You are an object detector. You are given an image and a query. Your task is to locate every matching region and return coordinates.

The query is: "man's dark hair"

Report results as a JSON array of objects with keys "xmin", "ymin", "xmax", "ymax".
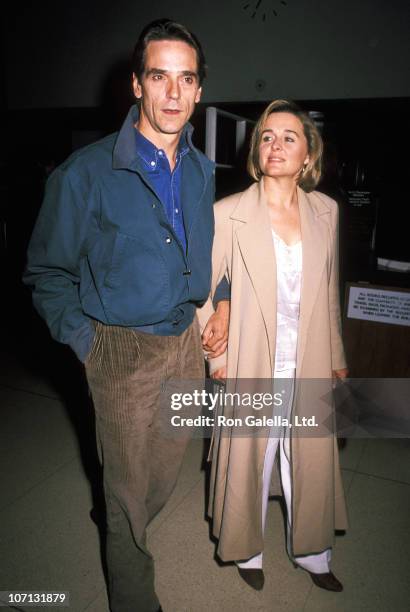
[{"xmin": 132, "ymin": 18, "xmax": 207, "ymax": 85}]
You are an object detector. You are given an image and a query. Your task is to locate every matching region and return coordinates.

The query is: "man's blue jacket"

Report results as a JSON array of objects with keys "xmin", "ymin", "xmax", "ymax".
[{"xmin": 24, "ymin": 106, "xmax": 216, "ymax": 362}]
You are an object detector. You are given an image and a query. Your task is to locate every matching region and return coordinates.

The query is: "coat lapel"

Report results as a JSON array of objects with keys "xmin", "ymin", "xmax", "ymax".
[
  {"xmin": 231, "ymin": 184, "xmax": 331, "ymax": 375},
  {"xmin": 296, "ymin": 188, "xmax": 330, "ymax": 373},
  {"xmin": 231, "ymin": 182, "xmax": 277, "ymax": 370}
]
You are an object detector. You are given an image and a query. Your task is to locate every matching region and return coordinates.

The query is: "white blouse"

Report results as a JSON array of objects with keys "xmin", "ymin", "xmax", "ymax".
[{"xmin": 272, "ymin": 229, "xmax": 302, "ymax": 372}]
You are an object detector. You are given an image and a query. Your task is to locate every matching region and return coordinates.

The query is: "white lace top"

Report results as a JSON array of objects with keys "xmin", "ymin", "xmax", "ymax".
[{"xmin": 272, "ymin": 229, "xmax": 302, "ymax": 371}]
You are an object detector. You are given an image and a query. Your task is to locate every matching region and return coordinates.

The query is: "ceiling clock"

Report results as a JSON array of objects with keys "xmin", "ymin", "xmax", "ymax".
[{"xmin": 242, "ymin": 0, "xmax": 288, "ymax": 21}]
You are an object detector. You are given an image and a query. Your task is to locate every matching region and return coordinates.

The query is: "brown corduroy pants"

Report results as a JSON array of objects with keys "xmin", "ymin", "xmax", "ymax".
[{"xmin": 85, "ymin": 318, "xmax": 204, "ymax": 612}]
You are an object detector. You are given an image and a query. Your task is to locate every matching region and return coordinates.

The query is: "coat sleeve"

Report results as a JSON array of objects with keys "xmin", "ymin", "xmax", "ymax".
[
  {"xmin": 328, "ymin": 201, "xmax": 347, "ymax": 370},
  {"xmin": 23, "ymin": 167, "xmax": 95, "ymax": 362},
  {"xmin": 197, "ymin": 201, "xmax": 230, "ymax": 374}
]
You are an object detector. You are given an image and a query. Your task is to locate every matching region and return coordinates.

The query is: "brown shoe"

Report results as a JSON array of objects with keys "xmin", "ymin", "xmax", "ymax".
[
  {"xmin": 237, "ymin": 568, "xmax": 265, "ymax": 590},
  {"xmin": 307, "ymin": 571, "xmax": 343, "ymax": 592}
]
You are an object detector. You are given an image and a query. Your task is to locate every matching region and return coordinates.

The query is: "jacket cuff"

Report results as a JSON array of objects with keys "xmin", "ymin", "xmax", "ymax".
[{"xmin": 213, "ymin": 276, "xmax": 230, "ymax": 305}]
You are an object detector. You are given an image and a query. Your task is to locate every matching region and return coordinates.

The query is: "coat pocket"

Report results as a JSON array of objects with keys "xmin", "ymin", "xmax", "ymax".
[{"xmin": 101, "ymin": 231, "xmax": 170, "ymax": 325}]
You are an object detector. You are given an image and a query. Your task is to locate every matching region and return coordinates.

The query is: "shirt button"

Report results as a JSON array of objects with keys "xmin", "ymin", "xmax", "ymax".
[
  {"xmin": 152, "ymin": 203, "xmax": 156, "ymax": 208},
  {"xmin": 150, "ymin": 161, "xmax": 155, "ymax": 167},
  {"xmin": 165, "ymin": 237, "xmax": 172, "ymax": 244},
  {"xmin": 158, "ymin": 150, "xmax": 163, "ymax": 156},
  {"xmin": 175, "ymin": 208, "xmax": 179, "ymax": 213}
]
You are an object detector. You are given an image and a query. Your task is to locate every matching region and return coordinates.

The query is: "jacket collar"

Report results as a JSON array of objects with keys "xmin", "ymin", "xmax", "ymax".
[
  {"xmin": 112, "ymin": 105, "xmax": 214, "ymax": 244},
  {"xmin": 112, "ymin": 104, "xmax": 212, "ymax": 176}
]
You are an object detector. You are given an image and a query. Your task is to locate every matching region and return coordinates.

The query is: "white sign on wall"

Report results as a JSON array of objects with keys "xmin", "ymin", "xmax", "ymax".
[{"xmin": 347, "ymin": 286, "xmax": 410, "ymax": 327}]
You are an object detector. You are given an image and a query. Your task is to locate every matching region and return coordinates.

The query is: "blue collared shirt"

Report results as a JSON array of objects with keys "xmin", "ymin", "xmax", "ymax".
[{"xmin": 135, "ymin": 128, "xmax": 189, "ymax": 252}]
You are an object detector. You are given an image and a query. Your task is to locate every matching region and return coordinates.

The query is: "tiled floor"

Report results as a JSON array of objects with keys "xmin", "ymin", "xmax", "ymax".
[{"xmin": 1, "ymin": 346, "xmax": 409, "ymax": 612}]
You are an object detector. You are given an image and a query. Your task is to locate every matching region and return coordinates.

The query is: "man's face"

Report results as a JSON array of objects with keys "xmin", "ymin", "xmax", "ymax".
[{"xmin": 133, "ymin": 39, "xmax": 202, "ymax": 143}]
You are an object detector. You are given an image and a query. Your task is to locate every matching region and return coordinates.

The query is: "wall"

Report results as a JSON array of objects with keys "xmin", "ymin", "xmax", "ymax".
[{"xmin": 3, "ymin": 0, "xmax": 410, "ymax": 109}]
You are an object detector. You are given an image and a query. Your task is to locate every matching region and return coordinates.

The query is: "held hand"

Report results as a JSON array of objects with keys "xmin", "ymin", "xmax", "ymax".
[
  {"xmin": 211, "ymin": 366, "xmax": 227, "ymax": 382},
  {"xmin": 202, "ymin": 300, "xmax": 230, "ymax": 358},
  {"xmin": 332, "ymin": 368, "xmax": 349, "ymax": 382}
]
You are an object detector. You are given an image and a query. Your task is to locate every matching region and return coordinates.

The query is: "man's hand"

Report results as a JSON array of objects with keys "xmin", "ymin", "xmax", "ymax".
[{"xmin": 202, "ymin": 300, "xmax": 230, "ymax": 358}]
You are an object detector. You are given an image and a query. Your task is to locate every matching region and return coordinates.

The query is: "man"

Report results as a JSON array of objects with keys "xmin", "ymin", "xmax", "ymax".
[{"xmin": 24, "ymin": 19, "xmax": 228, "ymax": 612}]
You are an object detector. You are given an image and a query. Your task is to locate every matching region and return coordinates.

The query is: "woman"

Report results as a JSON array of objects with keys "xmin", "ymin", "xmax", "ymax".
[{"xmin": 199, "ymin": 100, "xmax": 348, "ymax": 592}]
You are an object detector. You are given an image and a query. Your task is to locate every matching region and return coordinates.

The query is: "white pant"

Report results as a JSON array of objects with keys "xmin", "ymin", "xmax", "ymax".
[{"xmin": 237, "ymin": 369, "xmax": 331, "ymax": 573}]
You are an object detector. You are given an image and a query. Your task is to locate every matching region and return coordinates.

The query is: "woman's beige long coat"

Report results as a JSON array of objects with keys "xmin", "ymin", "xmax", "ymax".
[{"xmin": 197, "ymin": 181, "xmax": 348, "ymax": 562}]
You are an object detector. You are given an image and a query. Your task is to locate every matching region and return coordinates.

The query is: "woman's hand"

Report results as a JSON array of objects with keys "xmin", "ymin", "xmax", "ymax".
[
  {"xmin": 211, "ymin": 366, "xmax": 227, "ymax": 382},
  {"xmin": 332, "ymin": 368, "xmax": 349, "ymax": 381},
  {"xmin": 202, "ymin": 300, "xmax": 230, "ymax": 358}
]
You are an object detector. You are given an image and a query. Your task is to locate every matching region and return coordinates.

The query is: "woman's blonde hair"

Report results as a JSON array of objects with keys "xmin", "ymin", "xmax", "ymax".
[{"xmin": 247, "ymin": 99, "xmax": 323, "ymax": 192}]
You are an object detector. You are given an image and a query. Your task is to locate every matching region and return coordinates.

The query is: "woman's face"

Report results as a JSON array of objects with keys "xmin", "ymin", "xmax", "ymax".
[{"xmin": 258, "ymin": 112, "xmax": 309, "ymax": 181}]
